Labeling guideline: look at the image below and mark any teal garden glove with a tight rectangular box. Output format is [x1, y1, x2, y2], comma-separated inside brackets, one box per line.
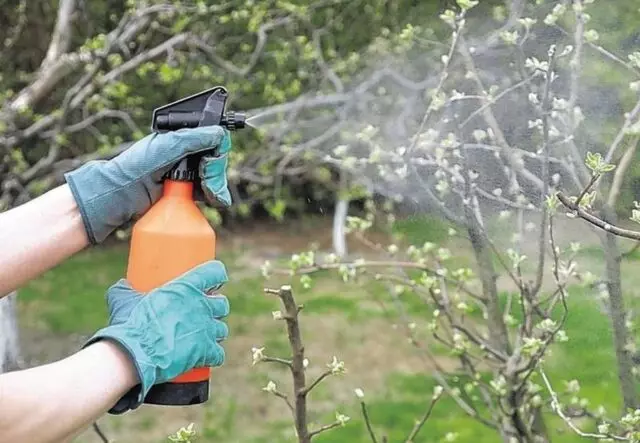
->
[64, 126, 233, 244]
[84, 260, 230, 414]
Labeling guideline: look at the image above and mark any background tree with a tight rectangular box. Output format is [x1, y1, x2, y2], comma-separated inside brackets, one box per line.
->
[3, 0, 640, 442]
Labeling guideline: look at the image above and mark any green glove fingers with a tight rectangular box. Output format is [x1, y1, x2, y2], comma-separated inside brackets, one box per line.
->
[169, 258, 229, 293]
[198, 129, 233, 207]
[85, 260, 230, 414]
[199, 155, 232, 207]
[65, 126, 233, 244]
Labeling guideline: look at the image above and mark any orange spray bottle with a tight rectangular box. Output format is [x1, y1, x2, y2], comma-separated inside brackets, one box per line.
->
[125, 86, 246, 406]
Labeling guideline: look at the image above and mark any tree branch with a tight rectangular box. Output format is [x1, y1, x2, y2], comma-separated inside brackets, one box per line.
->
[42, 0, 76, 69]
[192, 17, 291, 77]
[404, 390, 443, 443]
[607, 135, 640, 208]
[557, 191, 640, 240]
[358, 400, 379, 443]
[531, 45, 557, 297]
[604, 99, 640, 165]
[69, 33, 190, 110]
[264, 285, 310, 443]
[540, 368, 627, 441]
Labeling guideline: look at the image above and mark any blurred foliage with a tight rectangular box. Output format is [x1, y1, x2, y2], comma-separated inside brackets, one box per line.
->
[1, 0, 640, 219]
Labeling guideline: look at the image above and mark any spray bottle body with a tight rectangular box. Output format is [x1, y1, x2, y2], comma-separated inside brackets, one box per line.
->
[126, 179, 215, 405]
[123, 85, 247, 406]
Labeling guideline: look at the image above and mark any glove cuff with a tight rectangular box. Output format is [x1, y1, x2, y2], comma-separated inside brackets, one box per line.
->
[64, 160, 149, 245]
[83, 325, 158, 413]
[65, 163, 101, 245]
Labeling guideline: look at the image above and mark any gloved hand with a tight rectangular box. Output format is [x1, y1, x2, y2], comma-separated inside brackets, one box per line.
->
[83, 260, 230, 414]
[64, 126, 233, 244]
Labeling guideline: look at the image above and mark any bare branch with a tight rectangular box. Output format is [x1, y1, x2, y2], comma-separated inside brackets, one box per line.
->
[5, 51, 93, 116]
[92, 422, 108, 443]
[301, 370, 332, 396]
[404, 391, 443, 443]
[70, 33, 190, 110]
[607, 135, 640, 208]
[604, 99, 640, 165]
[192, 17, 291, 77]
[458, 36, 544, 191]
[42, 109, 141, 138]
[531, 45, 557, 297]
[308, 420, 344, 439]
[42, 0, 76, 69]
[264, 285, 311, 443]
[540, 368, 627, 441]
[358, 400, 379, 443]
[557, 192, 640, 240]
[263, 356, 293, 368]
[273, 389, 295, 413]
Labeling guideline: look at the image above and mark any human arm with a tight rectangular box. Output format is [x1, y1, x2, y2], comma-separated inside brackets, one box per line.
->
[0, 185, 88, 297]
[0, 125, 232, 298]
[0, 340, 137, 443]
[0, 260, 230, 443]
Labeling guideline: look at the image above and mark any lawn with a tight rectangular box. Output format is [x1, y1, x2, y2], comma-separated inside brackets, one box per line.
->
[12, 214, 638, 442]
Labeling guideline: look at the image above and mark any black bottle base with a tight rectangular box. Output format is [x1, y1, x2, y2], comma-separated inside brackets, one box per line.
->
[144, 380, 209, 406]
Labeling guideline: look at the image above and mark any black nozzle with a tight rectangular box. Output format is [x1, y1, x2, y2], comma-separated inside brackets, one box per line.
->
[151, 86, 247, 182]
[221, 111, 246, 131]
[152, 87, 246, 132]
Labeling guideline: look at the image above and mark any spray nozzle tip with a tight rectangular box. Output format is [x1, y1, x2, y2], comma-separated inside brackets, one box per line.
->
[222, 111, 246, 131]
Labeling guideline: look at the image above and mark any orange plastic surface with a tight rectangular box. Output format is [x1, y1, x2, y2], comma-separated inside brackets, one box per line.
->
[126, 180, 216, 384]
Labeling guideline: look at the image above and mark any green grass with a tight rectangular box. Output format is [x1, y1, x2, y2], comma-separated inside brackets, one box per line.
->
[18, 245, 128, 333]
[16, 244, 273, 333]
[392, 214, 452, 245]
[15, 215, 637, 443]
[299, 288, 624, 443]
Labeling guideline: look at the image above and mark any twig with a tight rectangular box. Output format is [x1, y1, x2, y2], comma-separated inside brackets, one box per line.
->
[531, 45, 557, 297]
[574, 173, 600, 208]
[278, 260, 481, 300]
[404, 392, 442, 443]
[459, 74, 536, 129]
[301, 370, 332, 396]
[308, 421, 344, 439]
[406, 9, 464, 156]
[359, 401, 379, 443]
[539, 368, 627, 441]
[607, 134, 640, 208]
[273, 389, 295, 413]
[622, 242, 640, 260]
[263, 356, 293, 368]
[92, 422, 109, 443]
[605, 99, 640, 165]
[557, 192, 640, 241]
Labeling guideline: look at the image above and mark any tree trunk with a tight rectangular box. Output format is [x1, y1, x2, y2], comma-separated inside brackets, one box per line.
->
[332, 198, 349, 258]
[466, 219, 510, 353]
[601, 206, 639, 410]
[466, 211, 548, 442]
[0, 292, 22, 373]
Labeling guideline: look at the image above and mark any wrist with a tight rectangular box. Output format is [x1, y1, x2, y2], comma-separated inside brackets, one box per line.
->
[89, 340, 139, 390]
[84, 326, 156, 398]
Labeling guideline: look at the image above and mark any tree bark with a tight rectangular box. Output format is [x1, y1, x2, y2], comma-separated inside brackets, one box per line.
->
[332, 198, 349, 258]
[0, 291, 23, 373]
[466, 220, 510, 353]
[465, 210, 548, 442]
[601, 205, 639, 410]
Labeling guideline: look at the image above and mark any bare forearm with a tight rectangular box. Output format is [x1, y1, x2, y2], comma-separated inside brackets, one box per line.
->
[0, 184, 89, 297]
[0, 341, 138, 443]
